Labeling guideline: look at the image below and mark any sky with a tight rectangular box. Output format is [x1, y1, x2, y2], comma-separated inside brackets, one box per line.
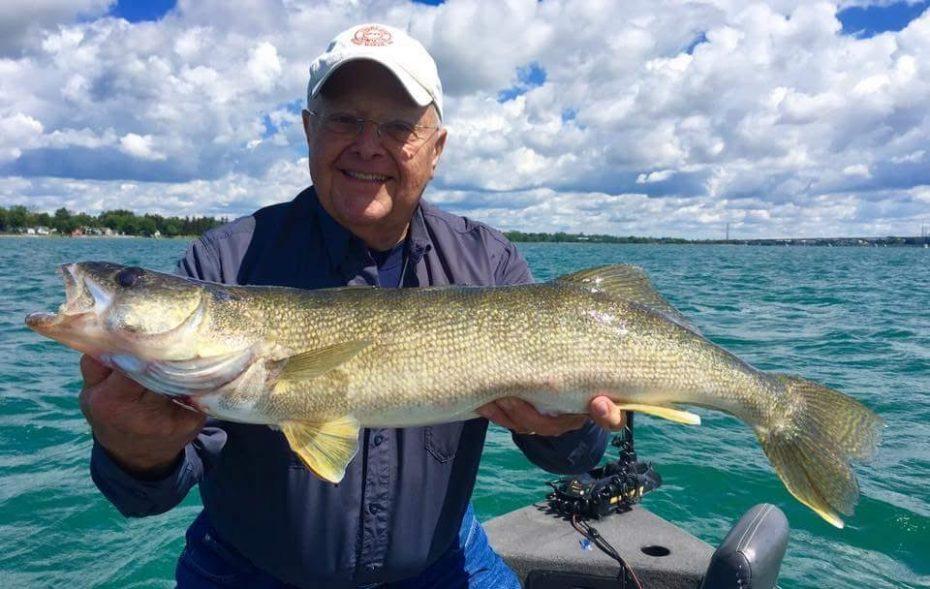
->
[1, 0, 929, 239]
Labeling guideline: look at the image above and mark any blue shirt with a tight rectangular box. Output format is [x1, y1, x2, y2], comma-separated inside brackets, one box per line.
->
[89, 187, 608, 588]
[369, 240, 407, 288]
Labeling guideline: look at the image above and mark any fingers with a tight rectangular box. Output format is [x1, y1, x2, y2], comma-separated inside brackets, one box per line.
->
[75, 357, 207, 476]
[79, 361, 163, 425]
[589, 396, 627, 431]
[78, 383, 96, 422]
[80, 354, 112, 387]
[174, 405, 208, 433]
[79, 372, 145, 424]
[479, 398, 588, 436]
[476, 402, 522, 432]
[96, 369, 148, 403]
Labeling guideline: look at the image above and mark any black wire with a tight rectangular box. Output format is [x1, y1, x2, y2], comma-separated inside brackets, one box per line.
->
[571, 514, 644, 589]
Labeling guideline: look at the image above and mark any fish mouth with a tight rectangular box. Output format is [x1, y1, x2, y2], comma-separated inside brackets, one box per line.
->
[25, 264, 111, 332]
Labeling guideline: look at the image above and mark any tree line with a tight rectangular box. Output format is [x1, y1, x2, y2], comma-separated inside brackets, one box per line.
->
[0, 205, 227, 237]
[504, 230, 689, 244]
[504, 230, 928, 246]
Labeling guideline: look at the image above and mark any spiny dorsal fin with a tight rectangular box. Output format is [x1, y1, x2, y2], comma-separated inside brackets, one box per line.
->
[278, 340, 371, 384]
[556, 264, 701, 335]
[282, 416, 361, 483]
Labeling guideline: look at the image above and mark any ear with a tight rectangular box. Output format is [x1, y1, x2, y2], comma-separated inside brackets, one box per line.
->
[429, 127, 447, 175]
[302, 110, 314, 145]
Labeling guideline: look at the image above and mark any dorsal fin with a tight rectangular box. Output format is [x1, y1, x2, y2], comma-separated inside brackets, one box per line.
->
[555, 264, 701, 335]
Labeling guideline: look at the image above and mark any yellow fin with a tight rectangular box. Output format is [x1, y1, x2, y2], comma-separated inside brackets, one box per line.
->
[278, 340, 370, 384]
[281, 416, 361, 483]
[755, 373, 883, 528]
[614, 403, 701, 425]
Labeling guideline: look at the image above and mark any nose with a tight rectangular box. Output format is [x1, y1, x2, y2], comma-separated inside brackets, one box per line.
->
[350, 120, 387, 159]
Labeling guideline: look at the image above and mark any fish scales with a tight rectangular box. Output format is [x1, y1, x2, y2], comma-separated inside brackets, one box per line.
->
[199, 283, 774, 427]
[25, 261, 883, 527]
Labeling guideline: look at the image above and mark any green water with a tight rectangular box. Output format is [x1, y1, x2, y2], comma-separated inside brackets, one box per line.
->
[1, 236, 927, 588]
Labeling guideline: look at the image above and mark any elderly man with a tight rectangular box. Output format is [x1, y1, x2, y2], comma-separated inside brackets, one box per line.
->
[80, 23, 626, 588]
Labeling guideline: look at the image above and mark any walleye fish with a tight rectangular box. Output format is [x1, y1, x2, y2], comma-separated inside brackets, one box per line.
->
[26, 262, 882, 527]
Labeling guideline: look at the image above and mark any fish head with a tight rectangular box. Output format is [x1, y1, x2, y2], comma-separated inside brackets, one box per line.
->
[25, 262, 206, 358]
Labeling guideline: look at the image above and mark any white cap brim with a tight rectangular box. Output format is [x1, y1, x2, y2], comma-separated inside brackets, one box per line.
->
[309, 55, 434, 110]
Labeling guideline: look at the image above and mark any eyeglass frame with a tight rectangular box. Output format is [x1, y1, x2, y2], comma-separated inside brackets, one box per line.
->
[304, 109, 441, 147]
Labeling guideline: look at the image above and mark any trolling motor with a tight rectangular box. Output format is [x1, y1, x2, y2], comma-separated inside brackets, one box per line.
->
[546, 415, 661, 520]
[543, 415, 660, 589]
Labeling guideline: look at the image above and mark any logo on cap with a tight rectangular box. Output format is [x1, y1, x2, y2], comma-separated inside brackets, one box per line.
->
[352, 26, 393, 47]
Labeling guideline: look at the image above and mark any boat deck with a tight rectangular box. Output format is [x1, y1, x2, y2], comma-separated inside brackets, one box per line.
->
[485, 504, 713, 588]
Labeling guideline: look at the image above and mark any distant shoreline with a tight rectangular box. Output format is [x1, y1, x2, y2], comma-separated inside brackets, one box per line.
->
[4, 231, 927, 247]
[503, 232, 929, 247]
[0, 233, 195, 239]
[0, 205, 225, 239]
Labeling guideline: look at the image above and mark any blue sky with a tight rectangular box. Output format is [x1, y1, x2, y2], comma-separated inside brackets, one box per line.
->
[498, 63, 546, 102]
[1, 0, 929, 239]
[108, 0, 177, 22]
[838, 0, 930, 36]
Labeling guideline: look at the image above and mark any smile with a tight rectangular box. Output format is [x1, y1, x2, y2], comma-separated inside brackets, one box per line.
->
[343, 170, 390, 182]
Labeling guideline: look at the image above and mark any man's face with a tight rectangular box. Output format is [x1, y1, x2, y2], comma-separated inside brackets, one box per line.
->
[303, 61, 446, 247]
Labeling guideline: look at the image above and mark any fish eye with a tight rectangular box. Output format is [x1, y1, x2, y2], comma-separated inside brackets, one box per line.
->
[116, 267, 144, 288]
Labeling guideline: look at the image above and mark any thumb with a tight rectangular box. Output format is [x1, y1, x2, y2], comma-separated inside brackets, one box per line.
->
[590, 396, 627, 431]
[80, 354, 112, 388]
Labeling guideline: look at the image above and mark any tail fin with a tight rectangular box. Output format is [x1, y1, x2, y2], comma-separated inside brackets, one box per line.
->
[758, 374, 883, 528]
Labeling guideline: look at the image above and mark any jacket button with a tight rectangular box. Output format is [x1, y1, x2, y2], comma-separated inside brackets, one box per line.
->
[373, 434, 384, 447]
[368, 503, 381, 514]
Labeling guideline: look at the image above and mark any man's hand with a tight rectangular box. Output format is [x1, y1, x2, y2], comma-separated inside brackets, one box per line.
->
[79, 354, 206, 478]
[477, 396, 627, 436]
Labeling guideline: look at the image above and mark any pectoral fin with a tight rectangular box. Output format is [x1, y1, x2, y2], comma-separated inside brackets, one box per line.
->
[613, 403, 701, 425]
[278, 340, 371, 385]
[282, 416, 361, 483]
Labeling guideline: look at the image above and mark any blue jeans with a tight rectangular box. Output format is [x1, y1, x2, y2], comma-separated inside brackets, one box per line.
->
[176, 504, 520, 589]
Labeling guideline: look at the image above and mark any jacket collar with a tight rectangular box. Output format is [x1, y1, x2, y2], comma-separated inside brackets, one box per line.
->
[407, 200, 434, 263]
[300, 186, 435, 270]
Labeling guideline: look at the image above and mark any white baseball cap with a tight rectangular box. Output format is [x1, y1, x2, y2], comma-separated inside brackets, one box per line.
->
[307, 23, 444, 120]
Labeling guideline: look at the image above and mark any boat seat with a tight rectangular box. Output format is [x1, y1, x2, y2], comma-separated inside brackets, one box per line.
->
[699, 503, 788, 589]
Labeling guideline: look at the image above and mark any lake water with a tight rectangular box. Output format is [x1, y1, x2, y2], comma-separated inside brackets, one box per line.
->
[0, 236, 927, 588]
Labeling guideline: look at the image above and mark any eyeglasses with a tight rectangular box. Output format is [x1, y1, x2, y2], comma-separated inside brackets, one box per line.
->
[305, 110, 440, 146]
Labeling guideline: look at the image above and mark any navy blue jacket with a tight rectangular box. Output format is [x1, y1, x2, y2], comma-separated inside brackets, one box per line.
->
[90, 187, 608, 587]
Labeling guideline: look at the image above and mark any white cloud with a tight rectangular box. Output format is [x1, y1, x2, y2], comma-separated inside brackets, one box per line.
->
[891, 149, 925, 164]
[247, 42, 283, 92]
[0, 158, 309, 217]
[0, 113, 44, 161]
[119, 133, 165, 161]
[838, 0, 926, 7]
[0, 0, 928, 238]
[637, 170, 677, 184]
[843, 164, 872, 177]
